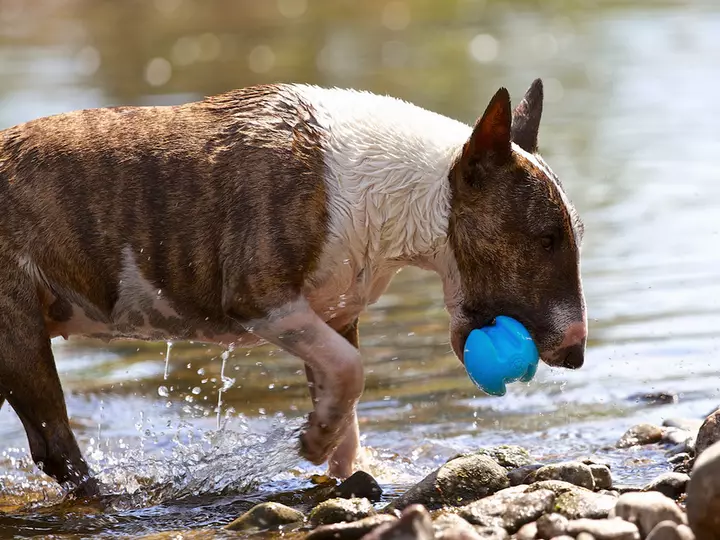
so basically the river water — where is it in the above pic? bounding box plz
[1,0,720,537]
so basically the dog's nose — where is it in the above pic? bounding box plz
[558,340,586,369]
[540,321,587,369]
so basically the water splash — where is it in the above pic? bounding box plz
[163,341,173,381]
[216,347,236,430]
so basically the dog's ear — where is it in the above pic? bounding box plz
[511,78,543,153]
[462,87,513,167]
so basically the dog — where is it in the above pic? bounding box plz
[0,79,586,496]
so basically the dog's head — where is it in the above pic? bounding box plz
[442,79,586,370]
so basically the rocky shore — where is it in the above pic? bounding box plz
[141,407,720,540]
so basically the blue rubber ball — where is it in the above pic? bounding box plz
[463,316,539,396]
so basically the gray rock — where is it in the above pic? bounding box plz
[385,454,509,511]
[695,408,720,457]
[433,514,507,540]
[458,487,555,534]
[566,518,640,540]
[617,424,665,448]
[553,489,618,519]
[663,418,704,433]
[224,502,304,531]
[643,473,690,500]
[590,465,613,491]
[310,498,375,526]
[646,521,696,540]
[472,445,536,469]
[307,515,398,540]
[629,391,678,406]
[534,462,596,491]
[508,464,544,486]
[536,513,569,539]
[515,521,538,540]
[687,439,720,540]
[361,504,433,540]
[527,480,586,496]
[335,471,383,502]
[613,485,642,495]
[609,492,686,538]
[662,428,695,448]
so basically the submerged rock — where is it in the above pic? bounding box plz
[617,424,665,448]
[609,492,686,538]
[306,515,397,540]
[643,473,690,500]
[385,454,509,511]
[310,497,375,526]
[534,462,596,491]
[695,408,720,458]
[458,486,555,534]
[687,439,720,540]
[224,502,304,531]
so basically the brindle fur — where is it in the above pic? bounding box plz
[0,85,330,493]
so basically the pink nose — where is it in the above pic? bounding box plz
[562,322,587,348]
[541,321,587,369]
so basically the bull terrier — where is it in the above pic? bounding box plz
[0,78,586,496]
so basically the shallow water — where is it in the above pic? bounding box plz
[2,0,720,537]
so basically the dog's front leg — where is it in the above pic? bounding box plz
[249,300,364,469]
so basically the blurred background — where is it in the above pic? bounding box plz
[1,0,720,536]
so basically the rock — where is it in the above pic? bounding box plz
[509,464,544,486]
[613,485,642,495]
[515,521,538,540]
[458,487,555,534]
[553,489,618,519]
[433,514,507,540]
[139,531,224,540]
[643,473,690,500]
[609,492,686,538]
[662,428,695,448]
[361,504,433,540]
[695,408,720,457]
[663,418,703,433]
[224,502,305,531]
[307,515,398,540]
[566,518,640,540]
[687,439,720,540]
[534,462,596,491]
[310,498,375,526]
[528,480,586,496]
[335,471,383,502]
[629,391,678,406]
[576,533,597,540]
[385,454,509,511]
[617,424,665,448]
[473,445,536,469]
[646,521,696,540]
[536,513,570,539]
[550,536,575,540]
[590,465,613,491]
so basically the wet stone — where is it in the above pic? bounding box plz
[306,514,397,540]
[553,488,618,520]
[589,465,613,491]
[528,480,586,496]
[642,473,690,500]
[224,502,305,531]
[433,514,508,540]
[686,439,720,540]
[508,464,543,486]
[362,504,433,540]
[566,518,640,540]
[385,454,509,511]
[472,445,536,470]
[334,471,383,502]
[617,424,665,448]
[663,418,704,433]
[695,408,720,457]
[309,497,375,526]
[534,462,596,491]
[458,487,555,534]
[645,521,696,540]
[609,491,686,538]
[536,513,569,539]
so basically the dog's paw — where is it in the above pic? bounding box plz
[298,411,343,465]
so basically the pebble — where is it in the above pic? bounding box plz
[458,487,555,534]
[361,504,433,540]
[515,522,538,540]
[534,462,596,491]
[609,492,686,538]
[695,408,720,457]
[566,518,640,540]
[433,514,507,540]
[686,439,720,540]
[334,471,383,502]
[306,515,397,540]
[309,498,375,526]
[508,464,544,486]
[645,521,696,540]
[590,464,613,491]
[385,454,509,511]
[536,513,569,538]
[553,488,618,520]
[617,424,665,448]
[224,502,304,531]
[643,473,690,500]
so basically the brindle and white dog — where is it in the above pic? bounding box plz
[0,79,586,496]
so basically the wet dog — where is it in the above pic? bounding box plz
[0,79,586,495]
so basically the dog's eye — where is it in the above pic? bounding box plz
[540,235,554,252]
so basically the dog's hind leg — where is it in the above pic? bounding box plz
[0,265,98,497]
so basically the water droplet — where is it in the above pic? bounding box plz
[192,387,201,394]
[158,386,169,397]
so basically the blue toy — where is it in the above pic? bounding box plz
[463,316,539,396]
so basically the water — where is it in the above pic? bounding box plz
[2,0,720,536]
